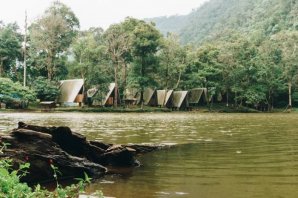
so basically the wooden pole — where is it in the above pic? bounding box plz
[23,11,27,87]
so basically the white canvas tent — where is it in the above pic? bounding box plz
[157,90,174,107]
[172,91,189,109]
[136,88,157,106]
[157,90,167,106]
[164,90,174,108]
[103,83,120,106]
[58,79,84,105]
[188,88,208,105]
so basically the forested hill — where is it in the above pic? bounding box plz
[149,0,298,44]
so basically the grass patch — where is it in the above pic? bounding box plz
[55,106,172,113]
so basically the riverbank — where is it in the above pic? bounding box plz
[0,103,296,113]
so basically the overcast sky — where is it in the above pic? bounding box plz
[0,0,208,31]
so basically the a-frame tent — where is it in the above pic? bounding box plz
[58,79,84,106]
[188,88,208,106]
[103,83,121,106]
[164,90,174,108]
[157,90,166,106]
[136,88,158,106]
[172,91,189,110]
[157,90,174,108]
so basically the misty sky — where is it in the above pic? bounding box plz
[0,0,208,31]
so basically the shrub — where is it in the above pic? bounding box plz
[32,77,60,101]
[0,78,36,108]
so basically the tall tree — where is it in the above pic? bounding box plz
[0,23,21,77]
[271,31,298,109]
[258,39,284,111]
[129,20,162,106]
[104,24,131,107]
[158,33,188,89]
[69,28,112,88]
[231,40,264,107]
[182,45,223,100]
[29,1,79,80]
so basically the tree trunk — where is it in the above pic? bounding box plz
[174,69,182,89]
[0,59,3,77]
[288,81,292,109]
[268,90,273,112]
[122,62,127,101]
[234,91,237,107]
[1,122,174,183]
[165,63,169,88]
[47,50,56,80]
[47,56,54,80]
[226,90,229,107]
[114,63,118,108]
[140,58,145,109]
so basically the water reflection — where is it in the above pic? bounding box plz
[1,112,298,197]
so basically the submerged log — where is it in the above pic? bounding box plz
[0,122,173,183]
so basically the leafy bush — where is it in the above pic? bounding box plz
[32,77,60,101]
[293,91,298,107]
[0,78,36,108]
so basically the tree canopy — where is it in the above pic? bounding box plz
[29,1,79,80]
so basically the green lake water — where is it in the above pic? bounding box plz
[1,112,298,198]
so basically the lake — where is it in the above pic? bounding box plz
[1,112,298,198]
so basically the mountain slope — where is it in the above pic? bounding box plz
[149,0,298,44]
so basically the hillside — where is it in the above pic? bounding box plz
[149,0,298,44]
[147,15,188,35]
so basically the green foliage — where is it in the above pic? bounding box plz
[68,28,112,88]
[157,33,188,89]
[151,0,298,44]
[32,77,59,101]
[29,1,80,80]
[103,22,132,104]
[183,45,222,91]
[0,78,36,107]
[0,159,32,198]
[128,19,162,102]
[0,22,22,77]
[0,142,103,198]
[293,92,298,106]
[1,1,297,110]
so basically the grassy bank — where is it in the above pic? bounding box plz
[1,103,296,113]
[54,106,172,113]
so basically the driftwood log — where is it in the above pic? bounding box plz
[0,122,172,184]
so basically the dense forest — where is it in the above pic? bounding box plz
[0,0,298,110]
[149,0,298,44]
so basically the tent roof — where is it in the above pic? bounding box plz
[103,83,115,105]
[189,88,207,104]
[164,90,174,106]
[143,88,155,105]
[156,90,173,106]
[172,91,188,108]
[157,90,167,106]
[58,79,84,103]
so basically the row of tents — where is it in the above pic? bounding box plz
[58,79,209,109]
